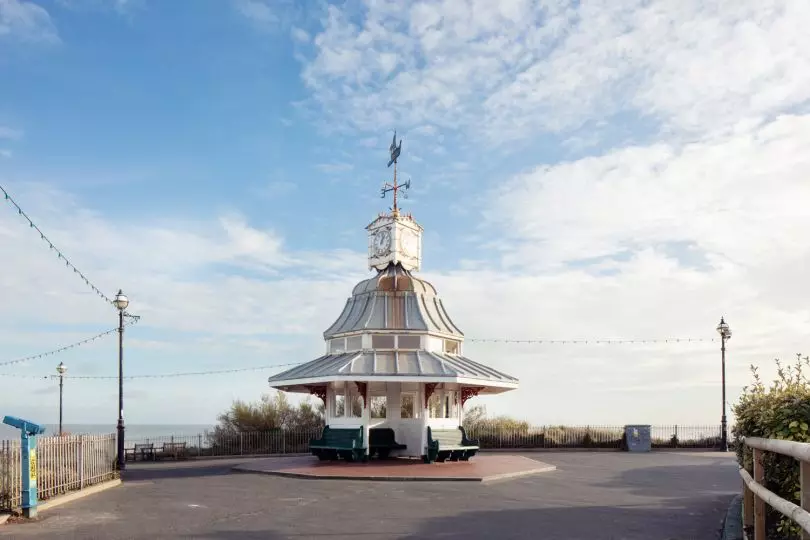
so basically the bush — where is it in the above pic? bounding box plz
[733,355,810,540]
[214,392,324,435]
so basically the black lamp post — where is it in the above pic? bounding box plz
[56,361,67,436]
[113,289,129,471]
[716,317,732,452]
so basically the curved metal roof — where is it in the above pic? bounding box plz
[267,350,518,389]
[324,264,463,339]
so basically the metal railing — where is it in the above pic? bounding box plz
[0,434,117,512]
[740,437,810,540]
[465,424,724,449]
[125,429,323,460]
[121,424,725,457]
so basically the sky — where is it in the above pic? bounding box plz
[0,0,808,428]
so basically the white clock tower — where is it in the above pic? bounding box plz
[367,212,423,271]
[368,131,423,272]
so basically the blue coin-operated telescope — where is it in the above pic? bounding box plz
[2,416,46,518]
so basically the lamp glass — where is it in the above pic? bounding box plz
[56,362,67,374]
[113,290,129,311]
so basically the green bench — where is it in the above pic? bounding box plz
[310,426,366,462]
[369,428,407,459]
[423,426,479,463]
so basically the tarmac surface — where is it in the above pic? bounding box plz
[0,451,739,540]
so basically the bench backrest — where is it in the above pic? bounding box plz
[134,443,153,450]
[322,426,363,445]
[370,428,397,446]
[429,428,464,447]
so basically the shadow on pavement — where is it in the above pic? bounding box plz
[596,463,739,499]
[401,498,733,540]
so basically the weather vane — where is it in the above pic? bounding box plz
[380,130,410,215]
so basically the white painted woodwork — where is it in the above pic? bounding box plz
[367,214,423,272]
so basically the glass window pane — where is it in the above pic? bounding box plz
[371,396,387,419]
[400,393,415,419]
[346,336,362,351]
[372,334,396,349]
[350,395,363,418]
[443,340,459,354]
[334,395,345,417]
[428,394,442,418]
[397,335,421,349]
[331,338,346,354]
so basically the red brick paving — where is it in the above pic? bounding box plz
[235,454,555,482]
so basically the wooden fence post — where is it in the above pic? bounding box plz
[801,460,810,540]
[743,479,754,531]
[753,448,766,540]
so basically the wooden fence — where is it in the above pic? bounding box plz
[740,437,810,540]
[0,434,117,512]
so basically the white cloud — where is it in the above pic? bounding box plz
[300,0,810,144]
[291,26,309,43]
[315,162,353,173]
[0,149,10,158]
[0,126,22,140]
[0,0,58,43]
[235,0,277,26]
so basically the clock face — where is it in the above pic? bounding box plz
[373,228,391,256]
[399,229,418,256]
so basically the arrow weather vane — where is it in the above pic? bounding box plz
[380,130,410,214]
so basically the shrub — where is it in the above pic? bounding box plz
[214,392,324,435]
[733,354,810,540]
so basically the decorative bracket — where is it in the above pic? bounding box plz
[424,383,438,409]
[306,385,328,405]
[355,382,368,408]
[460,386,484,407]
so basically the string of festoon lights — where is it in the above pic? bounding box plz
[0,315,140,368]
[0,331,716,381]
[467,337,717,344]
[0,184,116,309]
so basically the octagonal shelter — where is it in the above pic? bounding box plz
[268,215,518,461]
[268,166,518,461]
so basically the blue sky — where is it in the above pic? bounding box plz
[1,0,809,428]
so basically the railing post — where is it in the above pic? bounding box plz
[240,432,243,455]
[78,436,84,490]
[801,460,810,540]
[743,479,754,531]
[753,448,766,540]
[282,430,286,455]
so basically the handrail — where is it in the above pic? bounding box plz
[740,436,810,540]
[739,466,810,533]
[746,437,810,463]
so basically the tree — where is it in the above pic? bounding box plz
[214,392,325,436]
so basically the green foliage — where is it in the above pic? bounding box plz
[733,354,810,540]
[214,392,325,437]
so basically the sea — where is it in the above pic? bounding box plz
[0,424,215,442]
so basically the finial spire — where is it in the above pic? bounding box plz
[381,130,410,216]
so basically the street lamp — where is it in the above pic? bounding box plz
[113,289,129,471]
[716,317,732,452]
[56,362,67,436]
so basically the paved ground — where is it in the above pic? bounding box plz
[0,451,739,540]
